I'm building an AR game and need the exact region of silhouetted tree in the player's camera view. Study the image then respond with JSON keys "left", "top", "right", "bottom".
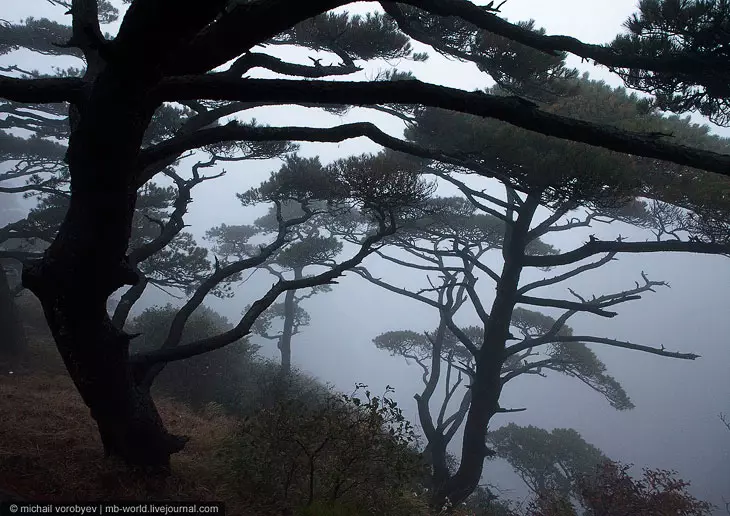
{"left": 359, "top": 72, "right": 730, "bottom": 505}
{"left": 206, "top": 163, "right": 344, "bottom": 374}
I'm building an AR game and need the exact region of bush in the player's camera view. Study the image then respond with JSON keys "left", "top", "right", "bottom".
{"left": 577, "top": 460, "right": 713, "bottom": 516}
{"left": 127, "top": 304, "right": 258, "bottom": 411}
{"left": 221, "top": 384, "right": 429, "bottom": 515}
{"left": 523, "top": 460, "right": 713, "bottom": 516}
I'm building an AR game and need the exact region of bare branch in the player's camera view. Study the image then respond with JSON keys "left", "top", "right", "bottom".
{"left": 551, "top": 335, "right": 700, "bottom": 360}
{"left": 517, "top": 253, "right": 617, "bottom": 295}
{"left": 516, "top": 295, "right": 634, "bottom": 317}
{"left": 524, "top": 240, "right": 730, "bottom": 267}
{"left": 352, "top": 266, "right": 445, "bottom": 309}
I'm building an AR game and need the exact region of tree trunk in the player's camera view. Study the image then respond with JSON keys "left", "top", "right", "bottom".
{"left": 22, "top": 191, "right": 188, "bottom": 469}
{"left": 422, "top": 436, "right": 451, "bottom": 496}
{"left": 21, "top": 65, "right": 187, "bottom": 468}
{"left": 0, "top": 263, "right": 27, "bottom": 359}
{"left": 278, "top": 267, "right": 302, "bottom": 374}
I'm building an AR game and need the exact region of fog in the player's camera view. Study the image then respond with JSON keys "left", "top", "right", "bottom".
{"left": 2, "top": 0, "right": 729, "bottom": 511}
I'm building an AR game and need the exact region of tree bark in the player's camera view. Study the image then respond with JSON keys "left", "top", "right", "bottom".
{"left": 0, "top": 262, "right": 27, "bottom": 359}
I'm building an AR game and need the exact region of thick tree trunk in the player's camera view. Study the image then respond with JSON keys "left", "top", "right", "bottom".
{"left": 23, "top": 192, "right": 187, "bottom": 469}
{"left": 21, "top": 64, "right": 187, "bottom": 468}
{"left": 422, "top": 436, "right": 451, "bottom": 495}
{"left": 0, "top": 263, "right": 27, "bottom": 359}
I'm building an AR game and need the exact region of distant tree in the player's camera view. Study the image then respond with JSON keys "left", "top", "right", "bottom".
{"left": 206, "top": 161, "right": 345, "bottom": 374}
{"left": 3, "top": 0, "right": 730, "bottom": 475}
{"left": 362, "top": 191, "right": 662, "bottom": 506}
{"left": 487, "top": 424, "right": 608, "bottom": 506}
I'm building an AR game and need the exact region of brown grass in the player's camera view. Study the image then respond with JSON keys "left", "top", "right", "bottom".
{"left": 0, "top": 369, "right": 290, "bottom": 515}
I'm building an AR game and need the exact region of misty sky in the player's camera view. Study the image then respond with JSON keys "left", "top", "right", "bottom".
{"left": 1, "top": 0, "right": 729, "bottom": 511}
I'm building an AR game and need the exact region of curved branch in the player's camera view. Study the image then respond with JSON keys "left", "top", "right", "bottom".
{"left": 154, "top": 77, "right": 730, "bottom": 176}
{"left": 137, "top": 120, "right": 479, "bottom": 184}
{"left": 166, "top": 0, "right": 352, "bottom": 75}
{"left": 352, "top": 266, "right": 445, "bottom": 309}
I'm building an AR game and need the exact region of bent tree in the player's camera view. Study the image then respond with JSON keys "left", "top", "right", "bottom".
{"left": 1, "top": 0, "right": 730, "bottom": 485}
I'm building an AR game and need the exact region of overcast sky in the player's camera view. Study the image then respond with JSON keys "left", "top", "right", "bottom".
{"left": 1, "top": 1, "right": 729, "bottom": 511}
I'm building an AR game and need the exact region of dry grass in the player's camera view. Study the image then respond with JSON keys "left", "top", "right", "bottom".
{"left": 0, "top": 369, "right": 290, "bottom": 515}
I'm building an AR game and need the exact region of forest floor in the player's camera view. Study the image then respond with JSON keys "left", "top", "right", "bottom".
{"left": 0, "top": 292, "right": 290, "bottom": 515}
{"left": 0, "top": 369, "right": 284, "bottom": 514}
{"left": 0, "top": 293, "right": 437, "bottom": 516}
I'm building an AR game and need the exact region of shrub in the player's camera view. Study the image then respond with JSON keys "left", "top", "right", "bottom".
{"left": 523, "top": 460, "right": 713, "bottom": 516}
{"left": 127, "top": 304, "right": 258, "bottom": 411}
{"left": 577, "top": 460, "right": 713, "bottom": 516}
{"left": 221, "top": 384, "right": 429, "bottom": 515}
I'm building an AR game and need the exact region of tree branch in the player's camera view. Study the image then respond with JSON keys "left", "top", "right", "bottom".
{"left": 137, "top": 120, "right": 481, "bottom": 184}
{"left": 517, "top": 294, "right": 626, "bottom": 317}
{"left": 153, "top": 76, "right": 730, "bottom": 176}
{"left": 523, "top": 240, "right": 730, "bottom": 267}
{"left": 225, "top": 52, "right": 361, "bottom": 78}
{"left": 395, "top": 0, "right": 726, "bottom": 95}
{"left": 352, "top": 266, "right": 445, "bottom": 309}
{"left": 517, "top": 253, "right": 617, "bottom": 295}
{"left": 0, "top": 77, "right": 83, "bottom": 103}
{"left": 166, "top": 0, "right": 352, "bottom": 75}
{"left": 552, "top": 335, "right": 700, "bottom": 360}
{"left": 132, "top": 217, "right": 396, "bottom": 368}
